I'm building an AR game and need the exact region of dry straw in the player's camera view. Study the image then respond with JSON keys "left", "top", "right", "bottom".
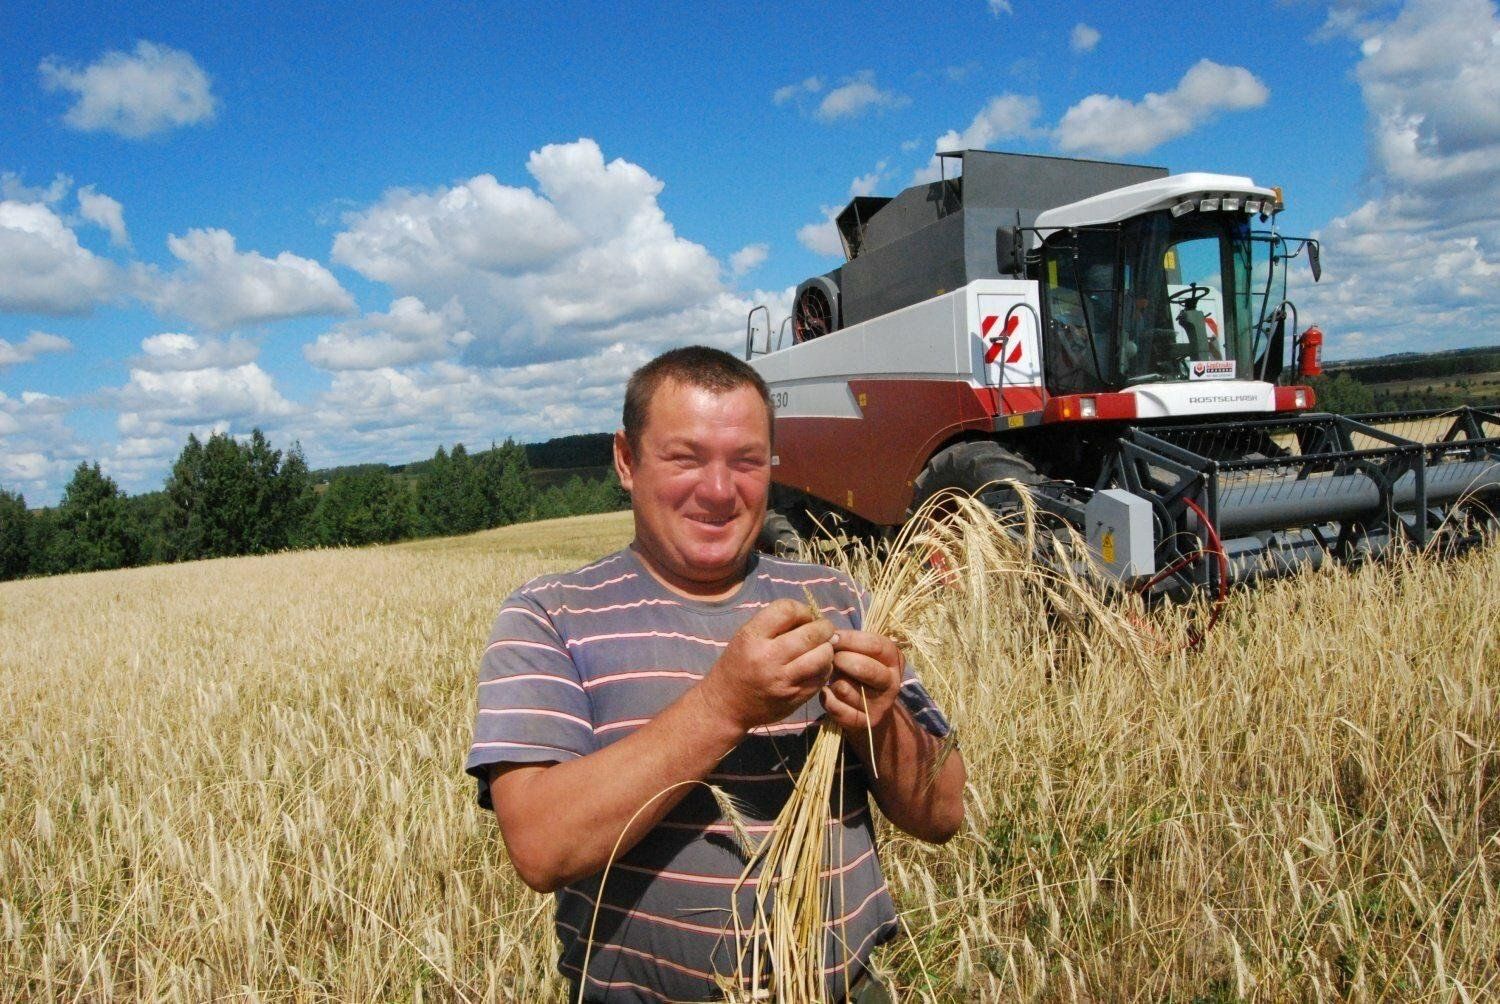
{"left": 4, "top": 505, "right": 1498, "bottom": 1000}
{"left": 724, "top": 485, "right": 1149, "bottom": 1001}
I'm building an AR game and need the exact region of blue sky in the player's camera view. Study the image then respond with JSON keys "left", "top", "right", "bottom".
{"left": 3, "top": 0, "right": 1497, "bottom": 504}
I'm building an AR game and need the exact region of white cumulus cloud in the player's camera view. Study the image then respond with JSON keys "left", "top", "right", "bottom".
{"left": 39, "top": 41, "right": 217, "bottom": 139}
{"left": 145, "top": 227, "right": 354, "bottom": 329}
{"left": 135, "top": 332, "right": 260, "bottom": 371}
{"left": 0, "top": 390, "right": 88, "bottom": 501}
{"left": 116, "top": 361, "right": 295, "bottom": 431}
{"left": 914, "top": 94, "right": 1043, "bottom": 182}
{"left": 849, "top": 171, "right": 883, "bottom": 197}
{"left": 729, "top": 243, "right": 769, "bottom": 276}
{"left": 937, "top": 93, "right": 1042, "bottom": 153}
{"left": 91, "top": 334, "right": 298, "bottom": 495}
{"left": 332, "top": 138, "right": 741, "bottom": 366}
{"left": 0, "top": 172, "right": 71, "bottom": 205}
{"left": 815, "top": 71, "right": 909, "bottom": 122}
{"left": 78, "top": 186, "right": 129, "bottom": 247}
{"left": 1071, "top": 23, "right": 1101, "bottom": 53}
{"left": 304, "top": 296, "right": 475, "bottom": 371}
{"left": 797, "top": 207, "right": 844, "bottom": 258}
{"left": 0, "top": 199, "right": 117, "bottom": 314}
{"left": 304, "top": 341, "right": 657, "bottom": 460}
{"left": 1054, "top": 59, "right": 1269, "bottom": 156}
{"left": 773, "top": 76, "right": 822, "bottom": 105}
{"left": 1300, "top": 0, "right": 1500, "bottom": 357}
{"left": 0, "top": 331, "right": 72, "bottom": 368}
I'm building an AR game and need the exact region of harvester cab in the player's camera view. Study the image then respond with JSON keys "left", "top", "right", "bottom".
{"left": 747, "top": 150, "right": 1500, "bottom": 597}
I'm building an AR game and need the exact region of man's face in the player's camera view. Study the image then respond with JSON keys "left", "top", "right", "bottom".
{"left": 614, "top": 379, "right": 771, "bottom": 596}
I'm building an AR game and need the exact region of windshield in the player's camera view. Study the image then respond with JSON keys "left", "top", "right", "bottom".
{"left": 1040, "top": 210, "right": 1273, "bottom": 392}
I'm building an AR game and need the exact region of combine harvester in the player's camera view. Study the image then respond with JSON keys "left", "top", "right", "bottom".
{"left": 746, "top": 150, "right": 1500, "bottom": 597}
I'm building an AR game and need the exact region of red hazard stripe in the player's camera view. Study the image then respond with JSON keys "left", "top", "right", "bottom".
{"left": 981, "top": 315, "right": 999, "bottom": 336}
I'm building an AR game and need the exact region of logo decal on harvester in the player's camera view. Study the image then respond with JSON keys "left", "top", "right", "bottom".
{"left": 1189, "top": 360, "right": 1236, "bottom": 381}
{"left": 980, "top": 314, "right": 1024, "bottom": 365}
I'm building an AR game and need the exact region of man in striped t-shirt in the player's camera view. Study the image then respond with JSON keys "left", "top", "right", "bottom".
{"left": 466, "top": 347, "right": 966, "bottom": 1001}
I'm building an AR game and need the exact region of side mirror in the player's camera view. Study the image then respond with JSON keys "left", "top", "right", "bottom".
{"left": 1307, "top": 240, "right": 1322, "bottom": 282}
{"left": 996, "top": 226, "right": 1022, "bottom": 275}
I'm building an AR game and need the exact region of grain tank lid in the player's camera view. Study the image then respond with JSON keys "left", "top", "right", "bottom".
{"left": 835, "top": 196, "right": 895, "bottom": 259}
{"left": 1033, "top": 172, "right": 1279, "bottom": 238}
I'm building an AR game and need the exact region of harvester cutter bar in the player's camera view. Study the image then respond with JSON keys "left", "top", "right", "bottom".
{"left": 1102, "top": 407, "right": 1500, "bottom": 597}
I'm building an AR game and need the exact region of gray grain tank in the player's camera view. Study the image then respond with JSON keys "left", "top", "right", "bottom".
{"left": 796, "top": 150, "right": 1167, "bottom": 334}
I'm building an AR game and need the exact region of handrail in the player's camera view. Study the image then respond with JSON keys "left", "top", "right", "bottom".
{"left": 744, "top": 305, "right": 770, "bottom": 359}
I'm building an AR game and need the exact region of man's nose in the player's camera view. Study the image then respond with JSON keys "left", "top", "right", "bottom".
{"left": 698, "top": 462, "right": 734, "bottom": 503}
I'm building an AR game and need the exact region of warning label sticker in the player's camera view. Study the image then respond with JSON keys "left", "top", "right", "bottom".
{"left": 1189, "top": 360, "right": 1237, "bottom": 381}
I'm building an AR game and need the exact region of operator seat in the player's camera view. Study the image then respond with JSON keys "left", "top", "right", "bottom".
{"left": 1176, "top": 308, "right": 1215, "bottom": 360}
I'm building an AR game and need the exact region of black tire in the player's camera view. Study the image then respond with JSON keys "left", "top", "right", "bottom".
{"left": 757, "top": 510, "right": 802, "bottom": 557}
{"left": 908, "top": 439, "right": 1045, "bottom": 519}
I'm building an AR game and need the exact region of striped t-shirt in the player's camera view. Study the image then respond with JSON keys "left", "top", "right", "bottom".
{"left": 465, "top": 546, "right": 950, "bottom": 1002}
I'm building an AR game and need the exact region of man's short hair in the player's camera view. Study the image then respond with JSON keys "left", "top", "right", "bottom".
{"left": 623, "top": 346, "right": 773, "bottom": 450}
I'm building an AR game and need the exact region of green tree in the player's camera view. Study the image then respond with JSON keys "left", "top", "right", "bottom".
{"left": 534, "top": 473, "right": 628, "bottom": 521}
{"left": 1308, "top": 373, "right": 1376, "bottom": 414}
{"left": 448, "top": 443, "right": 487, "bottom": 533}
{"left": 26, "top": 507, "right": 62, "bottom": 576}
{"left": 0, "top": 488, "right": 31, "bottom": 580}
{"left": 309, "top": 469, "right": 415, "bottom": 546}
{"left": 416, "top": 445, "right": 453, "bottom": 537}
{"left": 51, "top": 462, "right": 139, "bottom": 573}
{"left": 416, "top": 442, "right": 488, "bottom": 537}
{"left": 164, "top": 429, "right": 314, "bottom": 560}
{"left": 124, "top": 490, "right": 173, "bottom": 566}
{"left": 164, "top": 432, "right": 252, "bottom": 558}
{"left": 479, "top": 438, "right": 536, "bottom": 526}
{"left": 245, "top": 430, "right": 314, "bottom": 552}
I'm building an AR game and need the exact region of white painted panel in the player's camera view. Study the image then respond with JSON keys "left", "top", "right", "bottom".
{"left": 1131, "top": 381, "right": 1274, "bottom": 418}
{"left": 973, "top": 286, "right": 1044, "bottom": 388}
{"left": 751, "top": 279, "right": 1043, "bottom": 399}
{"left": 767, "top": 378, "right": 862, "bottom": 419}
{"left": 753, "top": 287, "right": 970, "bottom": 385}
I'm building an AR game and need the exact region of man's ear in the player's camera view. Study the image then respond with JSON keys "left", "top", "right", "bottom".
{"left": 612, "top": 430, "right": 635, "bottom": 493}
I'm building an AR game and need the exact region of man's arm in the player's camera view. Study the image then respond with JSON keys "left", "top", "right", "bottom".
{"left": 487, "top": 599, "right": 836, "bottom": 893}
{"left": 820, "top": 630, "right": 966, "bottom": 843}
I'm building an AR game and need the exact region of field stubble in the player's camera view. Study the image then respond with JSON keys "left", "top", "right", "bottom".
{"left": 1, "top": 509, "right": 1496, "bottom": 1001}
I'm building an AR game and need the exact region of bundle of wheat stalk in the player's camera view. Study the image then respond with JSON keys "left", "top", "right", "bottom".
{"left": 725, "top": 487, "right": 1148, "bottom": 1002}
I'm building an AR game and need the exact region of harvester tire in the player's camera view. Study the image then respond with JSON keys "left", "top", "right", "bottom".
{"left": 908, "top": 439, "right": 1045, "bottom": 519}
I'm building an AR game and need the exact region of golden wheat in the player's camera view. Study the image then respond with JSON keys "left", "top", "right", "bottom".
{"left": 1, "top": 507, "right": 1497, "bottom": 1001}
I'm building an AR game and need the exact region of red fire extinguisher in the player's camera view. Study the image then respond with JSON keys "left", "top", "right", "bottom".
{"left": 1297, "top": 326, "right": 1323, "bottom": 378}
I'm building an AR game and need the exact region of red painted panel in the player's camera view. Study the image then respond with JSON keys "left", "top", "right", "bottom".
{"left": 1275, "top": 385, "right": 1316, "bottom": 411}
{"left": 1042, "top": 392, "right": 1138, "bottom": 422}
{"left": 1000, "top": 386, "right": 1046, "bottom": 413}
{"left": 772, "top": 379, "right": 1002, "bottom": 526}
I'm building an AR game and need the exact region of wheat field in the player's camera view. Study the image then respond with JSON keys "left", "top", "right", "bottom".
{"left": 1, "top": 509, "right": 1496, "bottom": 1001}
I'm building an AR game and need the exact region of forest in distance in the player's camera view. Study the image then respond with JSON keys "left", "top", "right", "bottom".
{"left": 0, "top": 430, "right": 625, "bottom": 581}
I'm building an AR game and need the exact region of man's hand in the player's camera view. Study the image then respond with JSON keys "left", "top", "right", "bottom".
{"left": 820, "top": 629, "right": 903, "bottom": 738}
{"left": 697, "top": 598, "right": 837, "bottom": 732}
{"left": 820, "top": 627, "right": 966, "bottom": 844}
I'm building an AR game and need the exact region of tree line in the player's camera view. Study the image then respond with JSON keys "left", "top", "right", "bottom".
{"left": 1326, "top": 347, "right": 1500, "bottom": 386}
{"left": 0, "top": 430, "right": 626, "bottom": 581}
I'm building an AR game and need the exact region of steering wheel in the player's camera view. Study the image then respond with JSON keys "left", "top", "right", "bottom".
{"left": 1169, "top": 283, "right": 1211, "bottom": 308}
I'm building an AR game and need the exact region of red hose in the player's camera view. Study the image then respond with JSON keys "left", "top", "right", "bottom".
{"left": 1181, "top": 497, "right": 1228, "bottom": 648}
{"left": 1132, "top": 497, "right": 1229, "bottom": 651}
